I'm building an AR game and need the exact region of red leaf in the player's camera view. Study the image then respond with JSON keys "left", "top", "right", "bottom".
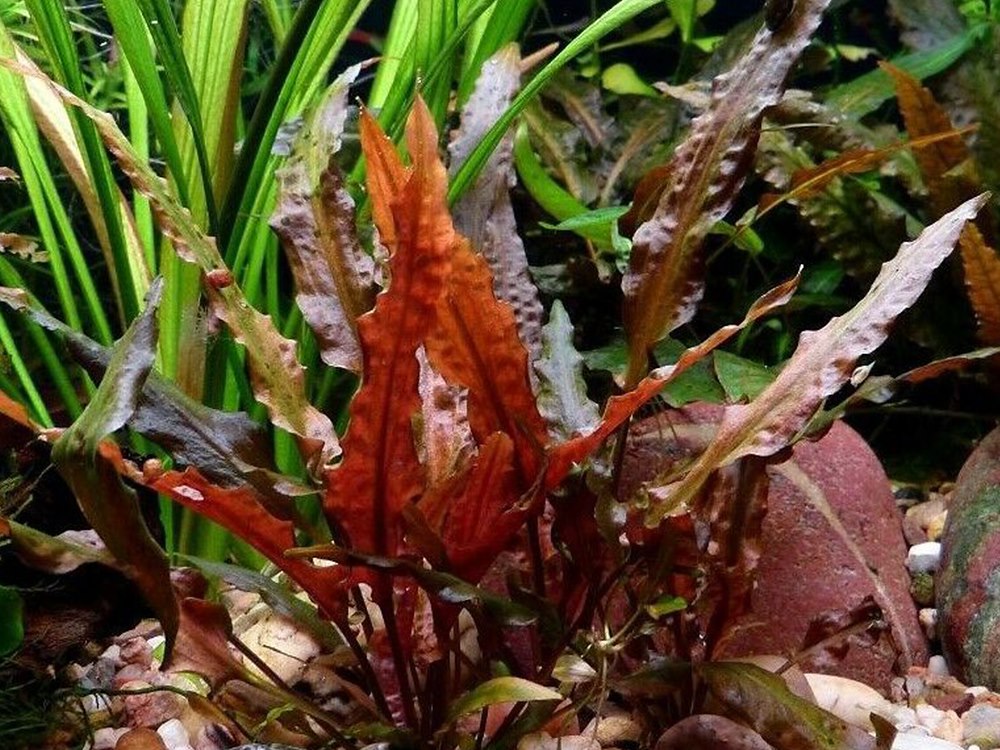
{"left": 324, "top": 97, "right": 454, "bottom": 557}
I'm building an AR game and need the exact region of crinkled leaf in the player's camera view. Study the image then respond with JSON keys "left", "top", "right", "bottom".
{"left": 271, "top": 64, "right": 376, "bottom": 374}
{"left": 446, "top": 676, "right": 561, "bottom": 720}
{"left": 51, "top": 279, "right": 178, "bottom": 651}
{"left": 1, "top": 517, "right": 115, "bottom": 574}
{"left": 426, "top": 238, "right": 549, "bottom": 486}
{"left": 415, "top": 347, "right": 475, "bottom": 490}
{"left": 4, "top": 56, "right": 339, "bottom": 471}
{"left": 622, "top": 0, "right": 831, "bottom": 387}
{"left": 697, "top": 661, "right": 878, "bottom": 750}
{"left": 535, "top": 301, "right": 600, "bottom": 442}
{"left": 958, "top": 224, "right": 1000, "bottom": 344}
{"left": 450, "top": 45, "right": 544, "bottom": 366}
{"left": 650, "top": 195, "right": 986, "bottom": 522}
{"left": 324, "top": 98, "right": 453, "bottom": 557}
{"left": 546, "top": 272, "right": 800, "bottom": 489}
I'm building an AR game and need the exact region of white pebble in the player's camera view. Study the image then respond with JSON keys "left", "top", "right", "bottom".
{"left": 927, "top": 655, "right": 950, "bottom": 677}
{"left": 907, "top": 542, "right": 942, "bottom": 574}
{"left": 891, "top": 732, "right": 963, "bottom": 749}
{"left": 157, "top": 717, "right": 190, "bottom": 748}
{"left": 918, "top": 608, "right": 938, "bottom": 641}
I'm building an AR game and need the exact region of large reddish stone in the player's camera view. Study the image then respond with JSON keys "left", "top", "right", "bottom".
{"left": 622, "top": 404, "right": 927, "bottom": 692}
{"left": 938, "top": 425, "right": 1000, "bottom": 689}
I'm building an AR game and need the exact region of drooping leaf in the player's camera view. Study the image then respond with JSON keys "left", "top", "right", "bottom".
{"left": 324, "top": 98, "right": 454, "bottom": 557}
{"left": 104, "top": 452, "right": 348, "bottom": 621}
{"left": 0, "top": 517, "right": 116, "bottom": 574}
{"left": 647, "top": 195, "right": 986, "bottom": 523}
{"left": 546, "top": 272, "right": 800, "bottom": 489}
{"left": 621, "top": 0, "right": 831, "bottom": 387}
{"left": 271, "top": 64, "right": 376, "bottom": 374}
{"left": 958, "top": 224, "right": 1000, "bottom": 344}
{"left": 51, "top": 279, "right": 178, "bottom": 652}
{"left": 446, "top": 676, "right": 561, "bottom": 720}
{"left": 426, "top": 238, "right": 549, "bottom": 485}
{"left": 697, "top": 662, "right": 878, "bottom": 750}
{"left": 449, "top": 44, "right": 544, "bottom": 366}
{"left": 535, "top": 301, "right": 601, "bottom": 442}
{"left": 2, "top": 55, "right": 340, "bottom": 471}
{"left": 0, "top": 287, "right": 293, "bottom": 497}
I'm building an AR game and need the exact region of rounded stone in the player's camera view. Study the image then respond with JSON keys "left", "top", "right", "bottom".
{"left": 622, "top": 404, "right": 927, "bottom": 692}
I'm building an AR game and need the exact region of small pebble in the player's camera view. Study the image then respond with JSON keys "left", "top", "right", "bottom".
{"left": 907, "top": 542, "right": 942, "bottom": 574}
{"left": 928, "top": 655, "right": 950, "bottom": 677}
{"left": 919, "top": 608, "right": 938, "bottom": 641}
{"left": 157, "top": 718, "right": 189, "bottom": 749}
{"left": 963, "top": 703, "right": 1000, "bottom": 748}
{"left": 891, "top": 733, "right": 962, "bottom": 749}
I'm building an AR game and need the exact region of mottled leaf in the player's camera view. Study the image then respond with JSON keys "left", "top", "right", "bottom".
{"left": 4, "top": 56, "right": 339, "bottom": 471}
{"left": 697, "top": 662, "right": 878, "bottom": 750}
{"left": 649, "top": 195, "right": 986, "bottom": 523}
{"left": 446, "top": 676, "right": 561, "bottom": 720}
{"left": 51, "top": 279, "right": 178, "bottom": 651}
{"left": 958, "top": 224, "right": 1000, "bottom": 344}
{"left": 324, "top": 98, "right": 453, "bottom": 557}
{"left": 271, "top": 64, "right": 376, "bottom": 373}
{"left": 535, "top": 301, "right": 600, "bottom": 442}
{"left": 415, "top": 347, "right": 475, "bottom": 490}
{"left": 449, "top": 45, "right": 544, "bottom": 367}
{"left": 546, "top": 273, "right": 800, "bottom": 489}
{"left": 622, "top": 0, "right": 831, "bottom": 387}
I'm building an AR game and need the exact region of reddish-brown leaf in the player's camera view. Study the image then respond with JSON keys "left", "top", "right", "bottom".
{"left": 324, "top": 97, "right": 454, "bottom": 557}
{"left": 167, "top": 598, "right": 256, "bottom": 690}
{"left": 360, "top": 107, "right": 409, "bottom": 253}
{"left": 959, "top": 223, "right": 1000, "bottom": 345}
{"left": 426, "top": 238, "right": 548, "bottom": 484}
{"left": 621, "top": 0, "right": 831, "bottom": 387}
{"left": 882, "top": 62, "right": 976, "bottom": 215}
{"left": 545, "top": 272, "right": 801, "bottom": 489}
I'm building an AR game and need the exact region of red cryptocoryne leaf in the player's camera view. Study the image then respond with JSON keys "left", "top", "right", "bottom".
{"left": 648, "top": 195, "right": 987, "bottom": 523}
{"left": 621, "top": 0, "right": 831, "bottom": 387}
{"left": 426, "top": 238, "right": 548, "bottom": 485}
{"left": 958, "top": 224, "right": 1000, "bottom": 344}
{"left": 545, "top": 272, "right": 801, "bottom": 489}
{"left": 323, "top": 98, "right": 454, "bottom": 557}
{"left": 103, "top": 447, "right": 348, "bottom": 620}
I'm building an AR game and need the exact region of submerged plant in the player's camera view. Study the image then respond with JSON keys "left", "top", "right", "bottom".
{"left": 0, "top": 0, "right": 993, "bottom": 747}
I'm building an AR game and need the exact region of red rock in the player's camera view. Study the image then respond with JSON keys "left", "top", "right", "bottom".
{"left": 622, "top": 404, "right": 927, "bottom": 692}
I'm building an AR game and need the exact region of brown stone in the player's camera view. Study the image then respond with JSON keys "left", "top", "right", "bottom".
{"left": 622, "top": 404, "right": 927, "bottom": 692}
{"left": 115, "top": 728, "right": 167, "bottom": 750}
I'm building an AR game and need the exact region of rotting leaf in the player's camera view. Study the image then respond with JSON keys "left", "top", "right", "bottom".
{"left": 697, "top": 661, "right": 878, "bottom": 750}
{"left": 622, "top": 0, "right": 832, "bottom": 387}
{"left": 2, "top": 55, "right": 340, "bottom": 472}
{"left": 51, "top": 279, "right": 179, "bottom": 653}
{"left": 271, "top": 64, "right": 377, "bottom": 374}
{"left": 647, "top": 195, "right": 987, "bottom": 523}
{"left": 535, "top": 301, "right": 601, "bottom": 442}
{"left": 449, "top": 45, "right": 545, "bottom": 367}
{"left": 324, "top": 97, "right": 453, "bottom": 558}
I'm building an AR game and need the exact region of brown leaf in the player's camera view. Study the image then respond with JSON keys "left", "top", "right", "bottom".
{"left": 426, "top": 238, "right": 548, "bottom": 485}
{"left": 0, "top": 517, "right": 116, "bottom": 574}
{"left": 324, "top": 97, "right": 454, "bottom": 557}
{"left": 621, "top": 0, "right": 832, "bottom": 387}
{"left": 959, "top": 223, "right": 1000, "bottom": 344}
{"left": 648, "top": 195, "right": 987, "bottom": 523}
{"left": 415, "top": 347, "right": 475, "bottom": 489}
{"left": 271, "top": 65, "right": 376, "bottom": 373}
{"left": 167, "top": 598, "right": 255, "bottom": 690}
{"left": 882, "top": 61, "right": 977, "bottom": 215}
{"left": 449, "top": 45, "right": 544, "bottom": 365}
{"left": 545, "top": 272, "right": 800, "bottom": 489}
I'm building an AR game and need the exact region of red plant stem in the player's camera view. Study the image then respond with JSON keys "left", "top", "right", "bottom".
{"left": 375, "top": 578, "right": 421, "bottom": 728}
{"left": 331, "top": 610, "right": 393, "bottom": 722}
